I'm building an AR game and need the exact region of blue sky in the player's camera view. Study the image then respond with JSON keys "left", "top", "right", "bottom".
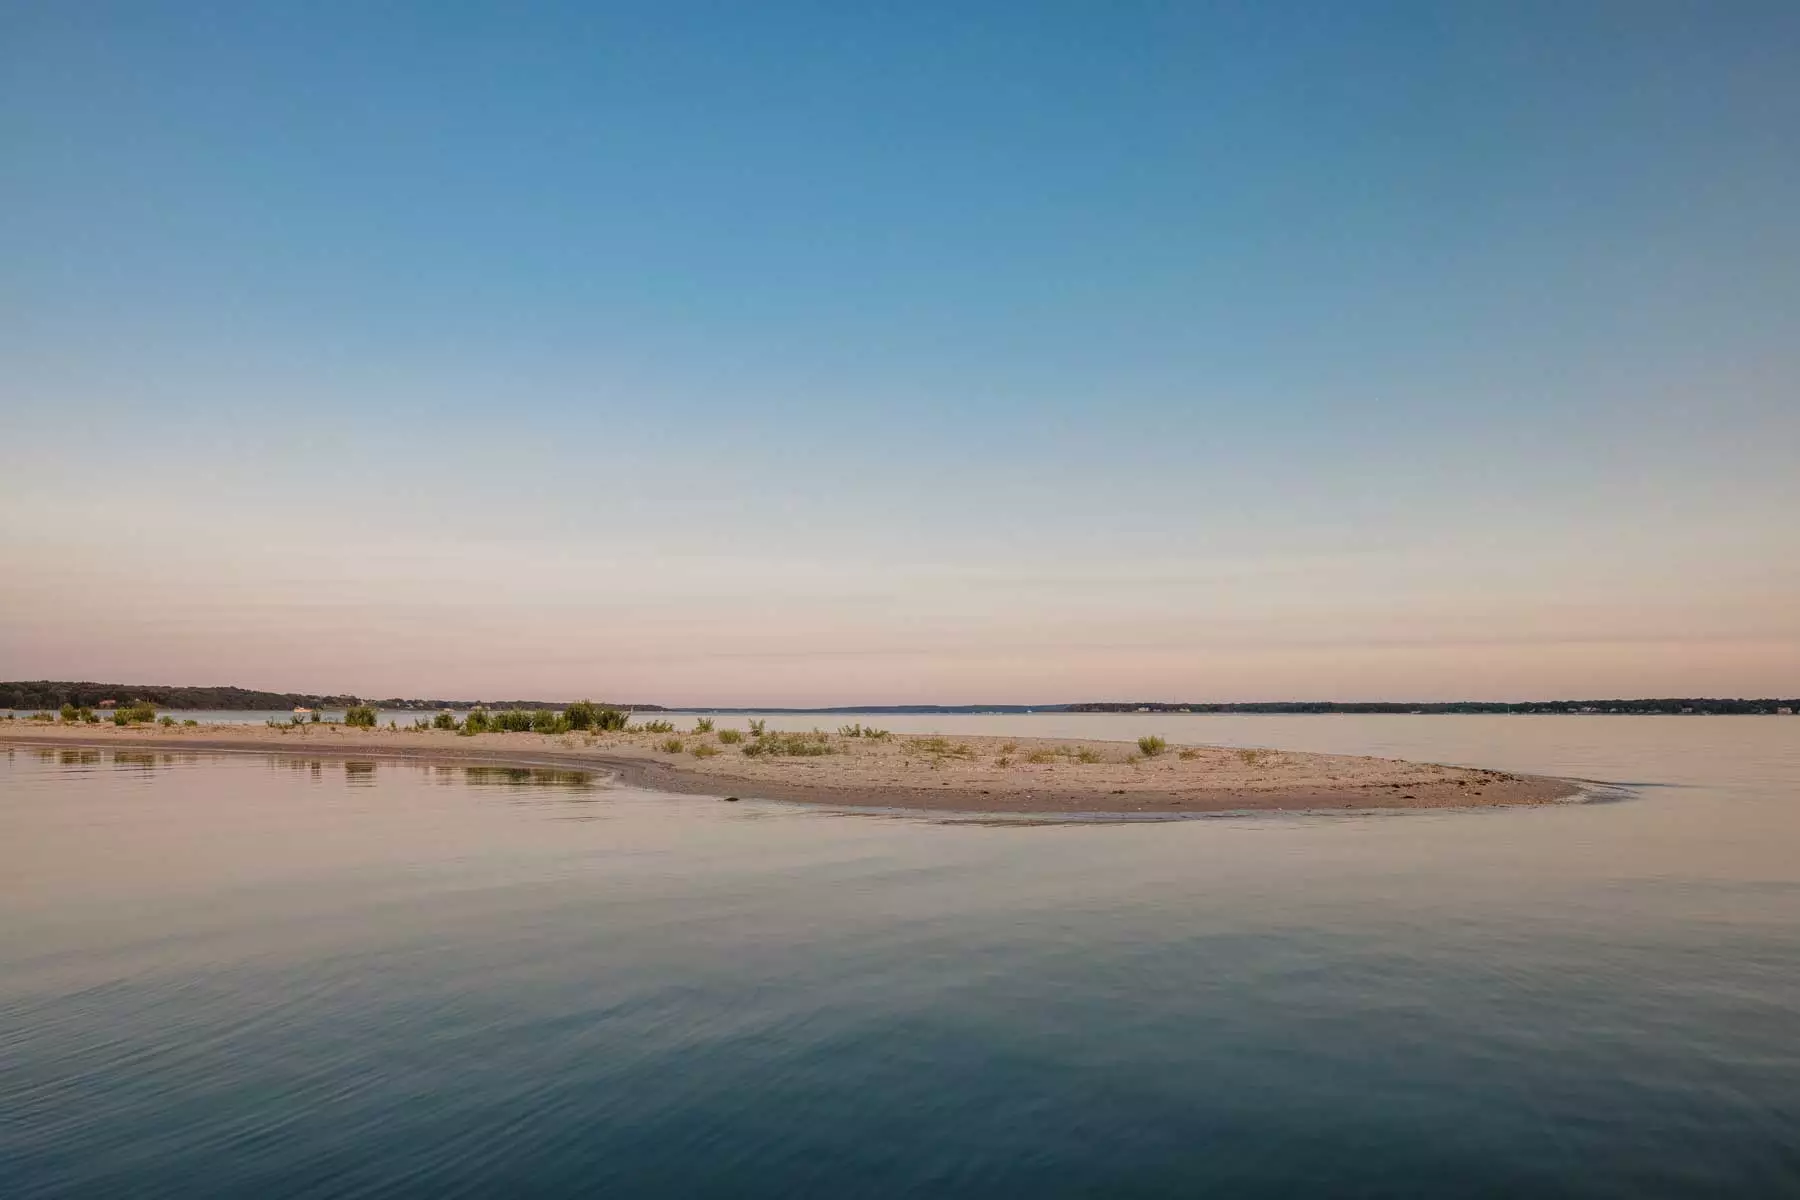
{"left": 3, "top": 2, "right": 1796, "bottom": 702}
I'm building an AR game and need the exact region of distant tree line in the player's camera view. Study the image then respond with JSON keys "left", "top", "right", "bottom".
{"left": 0, "top": 681, "right": 665, "bottom": 712}
{"left": 0, "top": 682, "right": 362, "bottom": 711}
{"left": 1065, "top": 699, "right": 1800, "bottom": 715}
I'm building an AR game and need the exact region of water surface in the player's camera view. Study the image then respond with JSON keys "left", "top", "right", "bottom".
{"left": 3, "top": 716, "right": 1797, "bottom": 1196}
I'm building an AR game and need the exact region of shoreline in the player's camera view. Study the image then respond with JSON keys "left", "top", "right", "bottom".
{"left": 1, "top": 722, "right": 1583, "bottom": 815}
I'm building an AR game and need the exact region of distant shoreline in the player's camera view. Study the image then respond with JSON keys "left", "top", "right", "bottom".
{"left": 2, "top": 723, "right": 1584, "bottom": 816}
{"left": 3, "top": 681, "right": 1794, "bottom": 717}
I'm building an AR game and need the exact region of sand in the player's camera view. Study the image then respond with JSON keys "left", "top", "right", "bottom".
{"left": 1, "top": 720, "right": 1582, "bottom": 815}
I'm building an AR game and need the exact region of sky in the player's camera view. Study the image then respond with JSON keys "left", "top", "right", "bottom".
{"left": 3, "top": 1, "right": 1797, "bottom": 704}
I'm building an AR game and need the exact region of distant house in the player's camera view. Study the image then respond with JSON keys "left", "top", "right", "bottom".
{"left": 293, "top": 706, "right": 314, "bottom": 715}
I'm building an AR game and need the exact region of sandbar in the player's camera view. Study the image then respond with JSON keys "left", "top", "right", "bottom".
{"left": 1, "top": 721, "right": 1582, "bottom": 815}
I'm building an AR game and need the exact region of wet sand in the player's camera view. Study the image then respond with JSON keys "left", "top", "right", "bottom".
{"left": 0, "top": 721, "right": 1581, "bottom": 814}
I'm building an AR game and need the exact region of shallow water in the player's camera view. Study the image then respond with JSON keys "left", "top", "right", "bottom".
{"left": 3, "top": 716, "right": 1797, "bottom": 1196}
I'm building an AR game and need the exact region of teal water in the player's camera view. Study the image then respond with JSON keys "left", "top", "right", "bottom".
{"left": 3, "top": 717, "right": 1797, "bottom": 1196}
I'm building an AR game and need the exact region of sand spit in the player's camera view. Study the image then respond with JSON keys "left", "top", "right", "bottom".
{"left": 1, "top": 722, "right": 1581, "bottom": 815}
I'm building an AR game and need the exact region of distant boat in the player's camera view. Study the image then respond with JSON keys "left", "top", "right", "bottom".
{"left": 293, "top": 706, "right": 313, "bottom": 715}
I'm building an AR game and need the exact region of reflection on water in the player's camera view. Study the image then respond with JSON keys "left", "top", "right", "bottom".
{"left": 1, "top": 720, "right": 1797, "bottom": 1197}
{"left": 462, "top": 764, "right": 596, "bottom": 791}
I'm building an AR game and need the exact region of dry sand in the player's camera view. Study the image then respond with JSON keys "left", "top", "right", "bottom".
{"left": 1, "top": 720, "right": 1581, "bottom": 815}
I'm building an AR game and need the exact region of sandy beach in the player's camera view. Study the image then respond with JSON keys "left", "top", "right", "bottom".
{"left": 1, "top": 720, "right": 1581, "bottom": 815}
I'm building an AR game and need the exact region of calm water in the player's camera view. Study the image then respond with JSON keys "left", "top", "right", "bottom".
{"left": 3, "top": 716, "right": 1797, "bottom": 1197}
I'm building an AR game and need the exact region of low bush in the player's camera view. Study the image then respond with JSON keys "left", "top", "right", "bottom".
{"left": 747, "top": 719, "right": 766, "bottom": 737}
{"left": 1178, "top": 748, "right": 1199, "bottom": 760}
{"left": 530, "top": 709, "right": 568, "bottom": 734}
{"left": 743, "top": 732, "right": 834, "bottom": 757}
{"left": 692, "top": 743, "right": 719, "bottom": 758}
{"left": 432, "top": 710, "right": 458, "bottom": 731}
{"left": 182, "top": 719, "right": 199, "bottom": 727}
{"left": 837, "top": 722, "right": 890, "bottom": 739}
{"left": 717, "top": 728, "right": 744, "bottom": 745}
{"left": 60, "top": 703, "right": 80, "bottom": 722}
{"left": 693, "top": 717, "right": 714, "bottom": 733}
{"left": 489, "top": 709, "right": 536, "bottom": 733}
{"left": 592, "top": 707, "right": 629, "bottom": 732}
{"left": 344, "top": 705, "right": 378, "bottom": 728}
{"left": 158, "top": 715, "right": 176, "bottom": 727}
{"left": 908, "top": 736, "right": 974, "bottom": 760}
{"left": 1137, "top": 735, "right": 1168, "bottom": 758}
{"left": 659, "top": 737, "right": 684, "bottom": 754}
{"left": 462, "top": 709, "right": 490, "bottom": 734}
{"left": 636, "top": 719, "right": 675, "bottom": 734}
{"left": 564, "top": 700, "right": 598, "bottom": 730}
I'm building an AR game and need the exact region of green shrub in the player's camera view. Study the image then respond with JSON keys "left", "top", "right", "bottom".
{"left": 1137, "top": 735, "right": 1168, "bottom": 757}
{"left": 344, "top": 705, "right": 378, "bottom": 728}
{"left": 592, "top": 707, "right": 629, "bottom": 731}
{"left": 183, "top": 719, "right": 199, "bottom": 727}
{"left": 636, "top": 719, "right": 674, "bottom": 734}
{"left": 310, "top": 710, "right": 321, "bottom": 723}
{"left": 1178, "top": 748, "right": 1199, "bottom": 760}
{"left": 60, "top": 703, "right": 79, "bottom": 722}
{"left": 462, "top": 709, "right": 490, "bottom": 734}
{"left": 32, "top": 711, "right": 57, "bottom": 722}
{"left": 836, "top": 722, "right": 891, "bottom": 739}
{"left": 742, "top": 731, "right": 833, "bottom": 757}
{"left": 691, "top": 742, "right": 719, "bottom": 758}
{"left": 659, "top": 736, "right": 684, "bottom": 754}
{"left": 432, "top": 710, "right": 458, "bottom": 731}
{"left": 563, "top": 700, "right": 597, "bottom": 730}
{"left": 693, "top": 717, "right": 714, "bottom": 733}
{"left": 530, "top": 709, "right": 570, "bottom": 734}
{"left": 908, "top": 736, "right": 974, "bottom": 760}
{"left": 120, "top": 700, "right": 158, "bottom": 724}
{"left": 747, "top": 718, "right": 766, "bottom": 737}
{"left": 716, "top": 728, "right": 744, "bottom": 745}
{"left": 158, "top": 715, "right": 175, "bottom": 727}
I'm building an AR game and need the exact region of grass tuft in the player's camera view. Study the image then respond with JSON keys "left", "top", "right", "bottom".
{"left": 659, "top": 737, "right": 684, "bottom": 754}
{"left": 1137, "top": 735, "right": 1168, "bottom": 757}
{"left": 717, "top": 729, "right": 744, "bottom": 744}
